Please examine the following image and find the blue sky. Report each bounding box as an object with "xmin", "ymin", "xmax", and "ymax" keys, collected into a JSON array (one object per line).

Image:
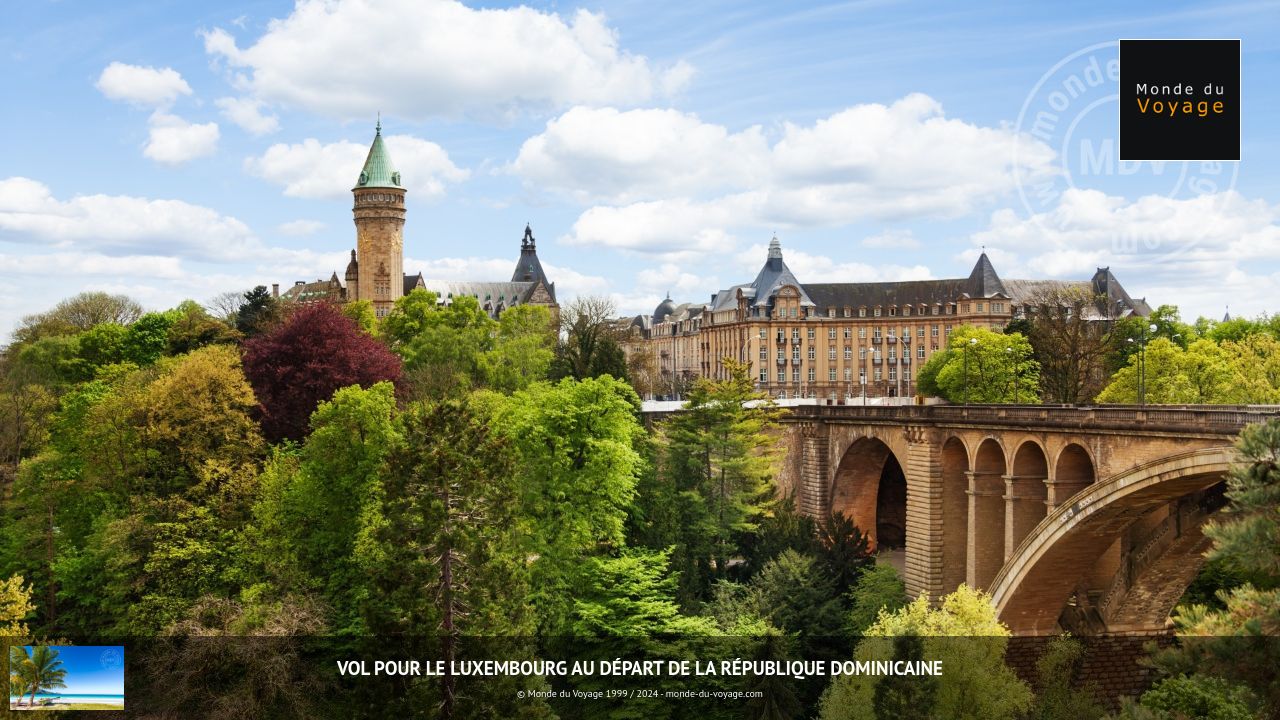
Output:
[
  {"xmin": 13, "ymin": 646, "xmax": 124, "ymax": 696},
  {"xmin": 2, "ymin": 0, "xmax": 1278, "ymax": 339}
]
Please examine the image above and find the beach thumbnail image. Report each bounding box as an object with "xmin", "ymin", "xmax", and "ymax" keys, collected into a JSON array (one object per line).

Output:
[{"xmin": 8, "ymin": 645, "xmax": 124, "ymax": 711}]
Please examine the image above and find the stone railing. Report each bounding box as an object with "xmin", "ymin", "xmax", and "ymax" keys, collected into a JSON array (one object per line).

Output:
[{"xmin": 781, "ymin": 403, "xmax": 1280, "ymax": 435}]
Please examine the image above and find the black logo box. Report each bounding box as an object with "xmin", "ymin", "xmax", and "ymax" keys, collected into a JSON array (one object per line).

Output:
[{"xmin": 1119, "ymin": 39, "xmax": 1240, "ymax": 161}]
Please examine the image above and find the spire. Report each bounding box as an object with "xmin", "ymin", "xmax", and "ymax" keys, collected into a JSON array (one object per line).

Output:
[
  {"xmin": 522, "ymin": 223, "xmax": 535, "ymax": 249},
  {"xmin": 512, "ymin": 224, "xmax": 551, "ymax": 298},
  {"xmin": 345, "ymin": 248, "xmax": 359, "ymax": 280},
  {"xmin": 966, "ymin": 251, "xmax": 1006, "ymax": 298},
  {"xmin": 1223, "ymin": 305, "xmax": 1232, "ymax": 322},
  {"xmin": 768, "ymin": 235, "xmax": 782, "ymax": 260},
  {"xmin": 354, "ymin": 120, "xmax": 402, "ymax": 190}
]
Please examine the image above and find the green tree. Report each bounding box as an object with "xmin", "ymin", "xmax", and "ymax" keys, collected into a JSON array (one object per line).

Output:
[
  {"xmin": 1096, "ymin": 337, "xmax": 1196, "ymax": 404},
  {"xmin": 478, "ymin": 304, "xmax": 555, "ymax": 393},
  {"xmin": 485, "ymin": 376, "xmax": 644, "ymax": 634},
  {"xmin": 384, "ymin": 290, "xmax": 497, "ymax": 399},
  {"xmin": 1222, "ymin": 334, "xmax": 1280, "ymax": 404},
  {"xmin": 341, "ymin": 299, "xmax": 378, "ymax": 335},
  {"xmin": 749, "ymin": 549, "xmax": 845, "ymax": 641},
  {"xmin": 1025, "ymin": 635, "xmax": 1105, "ymax": 720},
  {"xmin": 1120, "ymin": 675, "xmax": 1259, "ymax": 720},
  {"xmin": 815, "ymin": 512, "xmax": 874, "ymax": 597},
  {"xmin": 819, "ymin": 585, "xmax": 1032, "ymax": 720},
  {"xmin": 845, "ymin": 565, "xmax": 907, "ymax": 637},
  {"xmin": 661, "ymin": 358, "xmax": 782, "ymax": 605},
  {"xmin": 14, "ymin": 292, "xmax": 142, "ymax": 344},
  {"xmin": 235, "ymin": 285, "xmax": 279, "ymax": 336},
  {"xmin": 76, "ymin": 322, "xmax": 128, "ymax": 370},
  {"xmin": 17, "ymin": 645, "xmax": 67, "ymax": 708},
  {"xmin": 1152, "ymin": 419, "xmax": 1280, "ymax": 716},
  {"xmin": 917, "ymin": 326, "xmax": 1038, "ymax": 403},
  {"xmin": 121, "ymin": 310, "xmax": 179, "ymax": 365},
  {"xmin": 165, "ymin": 299, "xmax": 240, "ymax": 355},
  {"xmin": 550, "ymin": 295, "xmax": 629, "ymax": 382},
  {"xmin": 0, "ymin": 574, "xmax": 33, "ymax": 635},
  {"xmin": 1016, "ymin": 285, "xmax": 1123, "ymax": 403},
  {"xmin": 571, "ymin": 547, "xmax": 714, "ymax": 637}
]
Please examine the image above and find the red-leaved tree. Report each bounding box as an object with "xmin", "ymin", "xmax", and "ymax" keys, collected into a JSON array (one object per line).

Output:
[{"xmin": 242, "ymin": 302, "xmax": 402, "ymax": 442}]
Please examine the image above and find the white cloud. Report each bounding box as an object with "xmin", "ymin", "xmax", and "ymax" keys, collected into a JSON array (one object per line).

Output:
[
  {"xmin": 861, "ymin": 229, "xmax": 920, "ymax": 250},
  {"xmin": 276, "ymin": 219, "xmax": 325, "ymax": 236},
  {"xmin": 0, "ymin": 176, "xmax": 255, "ymax": 261},
  {"xmin": 969, "ymin": 188, "xmax": 1280, "ymax": 320},
  {"xmin": 215, "ymin": 96, "xmax": 279, "ymax": 135},
  {"xmin": 530, "ymin": 95, "xmax": 1055, "ymax": 256},
  {"xmin": 202, "ymin": 0, "xmax": 691, "ymax": 120},
  {"xmin": 96, "ymin": 62, "xmax": 192, "ymax": 107},
  {"xmin": 246, "ymin": 134, "xmax": 468, "ymax": 199},
  {"xmin": 144, "ymin": 112, "xmax": 220, "ymax": 164},
  {"xmin": 734, "ymin": 242, "xmax": 934, "ymax": 284},
  {"xmin": 635, "ymin": 263, "xmax": 718, "ymax": 299},
  {"xmin": 0, "ymin": 252, "xmax": 186, "ymax": 279},
  {"xmin": 510, "ymin": 106, "xmax": 767, "ymax": 204}
]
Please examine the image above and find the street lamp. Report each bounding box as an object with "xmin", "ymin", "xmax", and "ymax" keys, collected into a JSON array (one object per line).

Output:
[
  {"xmin": 1129, "ymin": 323, "xmax": 1158, "ymax": 405},
  {"xmin": 963, "ymin": 337, "xmax": 978, "ymax": 404},
  {"xmin": 1006, "ymin": 346, "xmax": 1017, "ymax": 404}
]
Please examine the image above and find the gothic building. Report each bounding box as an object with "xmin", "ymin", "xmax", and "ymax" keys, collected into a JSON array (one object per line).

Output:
[
  {"xmin": 620, "ymin": 237, "xmax": 1150, "ymax": 401},
  {"xmin": 277, "ymin": 122, "xmax": 558, "ymax": 319}
]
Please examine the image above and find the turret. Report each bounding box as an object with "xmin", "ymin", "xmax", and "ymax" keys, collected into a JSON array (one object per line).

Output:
[{"xmin": 352, "ymin": 120, "xmax": 406, "ymax": 317}]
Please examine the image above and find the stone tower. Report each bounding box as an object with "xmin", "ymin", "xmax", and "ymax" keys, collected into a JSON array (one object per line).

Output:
[{"xmin": 351, "ymin": 121, "xmax": 405, "ymax": 318}]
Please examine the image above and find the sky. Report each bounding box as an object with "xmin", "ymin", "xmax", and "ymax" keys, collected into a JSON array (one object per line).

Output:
[
  {"xmin": 2, "ymin": 0, "xmax": 1279, "ymax": 340},
  {"xmin": 12, "ymin": 646, "xmax": 124, "ymax": 696}
]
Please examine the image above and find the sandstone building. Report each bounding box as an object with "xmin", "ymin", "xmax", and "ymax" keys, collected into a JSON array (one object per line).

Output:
[
  {"xmin": 277, "ymin": 122, "xmax": 558, "ymax": 319},
  {"xmin": 621, "ymin": 237, "xmax": 1149, "ymax": 400}
]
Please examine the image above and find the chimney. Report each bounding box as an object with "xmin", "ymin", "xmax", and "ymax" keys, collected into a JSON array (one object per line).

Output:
[{"xmin": 272, "ymin": 283, "xmax": 279, "ymax": 297}]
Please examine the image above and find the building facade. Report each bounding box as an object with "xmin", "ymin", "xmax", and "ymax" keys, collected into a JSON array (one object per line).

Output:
[
  {"xmin": 621, "ymin": 237, "xmax": 1150, "ymax": 401},
  {"xmin": 278, "ymin": 123, "xmax": 558, "ymax": 320}
]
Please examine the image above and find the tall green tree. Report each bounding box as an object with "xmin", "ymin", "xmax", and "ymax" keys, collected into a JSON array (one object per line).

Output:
[
  {"xmin": 0, "ymin": 575, "xmax": 33, "ymax": 636},
  {"xmin": 478, "ymin": 304, "xmax": 555, "ymax": 393},
  {"xmin": 917, "ymin": 326, "xmax": 1039, "ymax": 403},
  {"xmin": 550, "ymin": 296, "xmax": 629, "ymax": 382},
  {"xmin": 661, "ymin": 358, "xmax": 782, "ymax": 605}
]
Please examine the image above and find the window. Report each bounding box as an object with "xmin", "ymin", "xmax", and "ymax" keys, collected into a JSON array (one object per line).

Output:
[
  {"xmin": 874, "ymin": 369, "xmax": 882, "ymax": 381},
  {"xmin": 759, "ymin": 368, "xmax": 768, "ymax": 382},
  {"xmin": 905, "ymin": 370, "xmax": 912, "ymax": 381},
  {"xmin": 844, "ymin": 346, "xmax": 852, "ymax": 360},
  {"xmin": 844, "ymin": 367, "xmax": 852, "ymax": 381},
  {"xmin": 859, "ymin": 327, "xmax": 867, "ymax": 339},
  {"xmin": 792, "ymin": 347, "xmax": 800, "ymax": 361},
  {"xmin": 778, "ymin": 370, "xmax": 786, "ymax": 383},
  {"xmin": 992, "ymin": 302, "xmax": 1004, "ymax": 312},
  {"xmin": 859, "ymin": 369, "xmax": 866, "ymax": 382},
  {"xmin": 932, "ymin": 343, "xmax": 939, "ymax": 352},
  {"xmin": 859, "ymin": 307, "xmax": 867, "ymax": 317},
  {"xmin": 792, "ymin": 369, "xmax": 800, "ymax": 383},
  {"xmin": 759, "ymin": 347, "xmax": 767, "ymax": 359},
  {"xmin": 859, "ymin": 348, "xmax": 867, "ymax": 360},
  {"xmin": 791, "ymin": 328, "xmax": 800, "ymax": 341},
  {"xmin": 874, "ymin": 307, "xmax": 882, "ymax": 317},
  {"xmin": 889, "ymin": 306, "xmax": 897, "ymax": 316},
  {"xmin": 917, "ymin": 345, "xmax": 925, "ymax": 358},
  {"xmin": 904, "ymin": 306, "xmax": 911, "ymax": 316},
  {"xmin": 931, "ymin": 324, "xmax": 939, "ymax": 337},
  {"xmin": 889, "ymin": 349, "xmax": 896, "ymax": 360},
  {"xmin": 791, "ymin": 307, "xmax": 798, "ymax": 318},
  {"xmin": 808, "ymin": 368, "xmax": 816, "ymax": 381},
  {"xmin": 828, "ymin": 328, "xmax": 837, "ymax": 340},
  {"xmin": 807, "ymin": 328, "xmax": 815, "ymax": 340},
  {"xmin": 842, "ymin": 307, "xmax": 851, "ymax": 318},
  {"xmin": 976, "ymin": 302, "xmax": 984, "ymax": 312},
  {"xmin": 843, "ymin": 327, "xmax": 852, "ymax": 339},
  {"xmin": 808, "ymin": 347, "xmax": 816, "ymax": 360},
  {"xmin": 917, "ymin": 327, "xmax": 925, "ymax": 338},
  {"xmin": 828, "ymin": 308, "xmax": 835, "ymax": 318},
  {"xmin": 829, "ymin": 368, "xmax": 837, "ymax": 381},
  {"xmin": 945, "ymin": 326, "xmax": 953, "ymax": 337},
  {"xmin": 889, "ymin": 368, "xmax": 897, "ymax": 381},
  {"xmin": 873, "ymin": 328, "xmax": 882, "ymax": 339},
  {"xmin": 828, "ymin": 347, "xmax": 836, "ymax": 360}
]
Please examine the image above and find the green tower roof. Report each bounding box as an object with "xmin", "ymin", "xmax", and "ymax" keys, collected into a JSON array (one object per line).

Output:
[{"xmin": 353, "ymin": 120, "xmax": 403, "ymax": 190}]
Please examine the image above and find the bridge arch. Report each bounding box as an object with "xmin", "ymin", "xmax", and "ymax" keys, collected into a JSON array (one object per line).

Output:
[
  {"xmin": 990, "ymin": 447, "xmax": 1235, "ymax": 635},
  {"xmin": 968, "ymin": 437, "xmax": 1007, "ymax": 589},
  {"xmin": 830, "ymin": 437, "xmax": 907, "ymax": 553},
  {"xmin": 1008, "ymin": 441, "xmax": 1050, "ymax": 560},
  {"xmin": 1051, "ymin": 443, "xmax": 1096, "ymax": 508},
  {"xmin": 940, "ymin": 436, "xmax": 969, "ymax": 593}
]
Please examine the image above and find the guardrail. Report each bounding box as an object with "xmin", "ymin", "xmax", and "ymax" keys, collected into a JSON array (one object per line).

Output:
[{"xmin": 780, "ymin": 404, "xmax": 1280, "ymax": 434}]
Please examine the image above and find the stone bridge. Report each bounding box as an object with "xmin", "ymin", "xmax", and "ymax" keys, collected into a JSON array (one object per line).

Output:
[{"xmin": 664, "ymin": 403, "xmax": 1278, "ymax": 636}]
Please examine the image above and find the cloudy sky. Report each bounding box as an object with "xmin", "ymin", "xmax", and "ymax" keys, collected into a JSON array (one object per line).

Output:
[{"xmin": 2, "ymin": 0, "xmax": 1279, "ymax": 339}]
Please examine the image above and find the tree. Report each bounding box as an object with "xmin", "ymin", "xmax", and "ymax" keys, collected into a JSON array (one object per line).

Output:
[
  {"xmin": 485, "ymin": 376, "xmax": 645, "ymax": 634},
  {"xmin": 381, "ymin": 290, "xmax": 497, "ymax": 400},
  {"xmin": 1017, "ymin": 285, "xmax": 1122, "ymax": 403},
  {"xmin": 1024, "ymin": 635, "xmax": 1105, "ymax": 720},
  {"xmin": 15, "ymin": 645, "xmax": 67, "ymax": 708},
  {"xmin": 370, "ymin": 399, "xmax": 529, "ymax": 718},
  {"xmin": 815, "ymin": 512, "xmax": 874, "ymax": 597},
  {"xmin": 819, "ymin": 585, "xmax": 1032, "ymax": 720},
  {"xmin": 242, "ymin": 302, "xmax": 402, "ymax": 441},
  {"xmin": 749, "ymin": 550, "xmax": 845, "ymax": 641},
  {"xmin": 166, "ymin": 300, "xmax": 240, "ymax": 355},
  {"xmin": 341, "ymin": 299, "xmax": 377, "ymax": 335},
  {"xmin": 1222, "ymin": 334, "xmax": 1280, "ymax": 404},
  {"xmin": 917, "ymin": 326, "xmax": 1038, "ymax": 403},
  {"xmin": 661, "ymin": 359, "xmax": 783, "ymax": 605},
  {"xmin": 551, "ymin": 295, "xmax": 630, "ymax": 382},
  {"xmin": 1120, "ymin": 675, "xmax": 1259, "ymax": 720},
  {"xmin": 14, "ymin": 292, "xmax": 142, "ymax": 344},
  {"xmin": 235, "ymin": 285, "xmax": 279, "ymax": 336},
  {"xmin": 571, "ymin": 548, "xmax": 713, "ymax": 637},
  {"xmin": 1151, "ymin": 419, "xmax": 1280, "ymax": 716},
  {"xmin": 121, "ymin": 310, "xmax": 179, "ymax": 365},
  {"xmin": 478, "ymin": 304, "xmax": 555, "ymax": 393},
  {"xmin": 0, "ymin": 574, "xmax": 33, "ymax": 635},
  {"xmin": 845, "ymin": 565, "xmax": 906, "ymax": 637},
  {"xmin": 1095, "ymin": 338, "xmax": 1203, "ymax": 404}
]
